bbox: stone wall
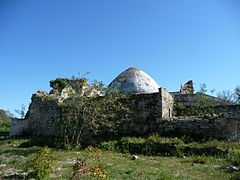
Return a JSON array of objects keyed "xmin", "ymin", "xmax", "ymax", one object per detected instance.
[
  {"xmin": 180, "ymin": 80, "xmax": 194, "ymax": 94},
  {"xmin": 161, "ymin": 117, "xmax": 240, "ymax": 140},
  {"xmin": 23, "ymin": 90, "xmax": 164, "ymax": 136},
  {"xmin": 159, "ymin": 88, "xmax": 174, "ymax": 118},
  {"xmin": 10, "ymin": 89, "xmax": 240, "ymax": 141},
  {"xmin": 18, "ymin": 90, "xmax": 164, "ymax": 136},
  {"xmin": 26, "ymin": 92, "xmax": 61, "ymax": 136},
  {"xmin": 115, "ymin": 92, "xmax": 240, "ymax": 140},
  {"xmin": 171, "ymin": 93, "xmax": 199, "ymax": 106},
  {"xmin": 172, "ymin": 93, "xmax": 229, "ymax": 107},
  {"xmin": 118, "ymin": 101, "xmax": 240, "ymax": 140},
  {"xmin": 216, "ymin": 105, "xmax": 240, "ymax": 117},
  {"xmin": 118, "ymin": 92, "xmax": 162, "ymax": 135}
]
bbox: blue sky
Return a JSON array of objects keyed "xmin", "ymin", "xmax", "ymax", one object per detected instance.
[{"xmin": 1, "ymin": 0, "xmax": 240, "ymax": 115}]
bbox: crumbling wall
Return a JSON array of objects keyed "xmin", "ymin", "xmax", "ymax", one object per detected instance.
[
  {"xmin": 119, "ymin": 102, "xmax": 240, "ymax": 140},
  {"xmin": 118, "ymin": 92, "xmax": 162, "ymax": 135},
  {"xmin": 159, "ymin": 88, "xmax": 173, "ymax": 118},
  {"xmin": 217, "ymin": 105, "xmax": 240, "ymax": 117},
  {"xmin": 25, "ymin": 92, "xmax": 61, "ymax": 136},
  {"xmin": 22, "ymin": 91, "xmax": 164, "ymax": 137},
  {"xmin": 171, "ymin": 93, "xmax": 198, "ymax": 106},
  {"xmin": 180, "ymin": 80, "xmax": 194, "ymax": 94},
  {"xmin": 161, "ymin": 118, "xmax": 240, "ymax": 140},
  {"xmin": 172, "ymin": 93, "xmax": 229, "ymax": 107},
  {"xmin": 11, "ymin": 88, "xmax": 240, "ymax": 141}
]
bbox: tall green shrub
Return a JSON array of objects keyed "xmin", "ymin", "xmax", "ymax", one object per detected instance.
[
  {"xmin": 58, "ymin": 75, "xmax": 131, "ymax": 146},
  {"xmin": 27, "ymin": 147, "xmax": 56, "ymax": 179}
]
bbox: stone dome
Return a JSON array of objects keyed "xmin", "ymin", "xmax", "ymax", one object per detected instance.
[{"xmin": 108, "ymin": 67, "xmax": 160, "ymax": 94}]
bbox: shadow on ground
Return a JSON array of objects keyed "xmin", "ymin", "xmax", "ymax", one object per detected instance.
[{"xmin": 1, "ymin": 148, "xmax": 40, "ymax": 157}]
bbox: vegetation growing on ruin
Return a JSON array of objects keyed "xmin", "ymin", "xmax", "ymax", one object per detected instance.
[
  {"xmin": 3, "ymin": 80, "xmax": 240, "ymax": 179},
  {"xmin": 173, "ymin": 94, "xmax": 220, "ymax": 117},
  {"xmin": 58, "ymin": 75, "xmax": 131, "ymax": 147},
  {"xmin": 174, "ymin": 84, "xmax": 229, "ymax": 117},
  {"xmin": 50, "ymin": 78, "xmax": 69, "ymax": 91}
]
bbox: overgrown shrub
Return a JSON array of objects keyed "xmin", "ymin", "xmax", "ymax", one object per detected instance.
[
  {"xmin": 27, "ymin": 146, "xmax": 56, "ymax": 179},
  {"xmin": 174, "ymin": 90, "xmax": 227, "ymax": 117},
  {"xmin": 228, "ymin": 148, "xmax": 240, "ymax": 166},
  {"xmin": 98, "ymin": 140, "xmax": 118, "ymax": 151},
  {"xmin": 146, "ymin": 133, "xmax": 185, "ymax": 145},
  {"xmin": 58, "ymin": 76, "xmax": 131, "ymax": 147},
  {"xmin": 50, "ymin": 78, "xmax": 68, "ymax": 91},
  {"xmin": 97, "ymin": 135, "xmax": 230, "ymax": 157},
  {"xmin": 120, "ymin": 136, "xmax": 145, "ymax": 143}
]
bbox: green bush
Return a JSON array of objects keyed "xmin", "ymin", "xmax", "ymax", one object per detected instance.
[
  {"xmin": 99, "ymin": 140, "xmax": 118, "ymax": 151},
  {"xmin": 27, "ymin": 146, "xmax": 56, "ymax": 179},
  {"xmin": 120, "ymin": 136, "xmax": 145, "ymax": 143},
  {"xmin": 228, "ymin": 148, "xmax": 240, "ymax": 166},
  {"xmin": 146, "ymin": 133, "xmax": 185, "ymax": 145},
  {"xmin": 50, "ymin": 78, "xmax": 68, "ymax": 91},
  {"xmin": 58, "ymin": 76, "xmax": 131, "ymax": 147}
]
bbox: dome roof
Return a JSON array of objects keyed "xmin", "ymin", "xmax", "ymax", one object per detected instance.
[{"xmin": 108, "ymin": 67, "xmax": 160, "ymax": 94}]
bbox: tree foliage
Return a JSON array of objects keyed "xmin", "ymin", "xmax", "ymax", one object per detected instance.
[
  {"xmin": 217, "ymin": 86, "xmax": 240, "ymax": 104},
  {"xmin": 15, "ymin": 104, "xmax": 26, "ymax": 119},
  {"xmin": 50, "ymin": 78, "xmax": 68, "ymax": 91},
  {"xmin": 0, "ymin": 109, "xmax": 11, "ymax": 130},
  {"xmin": 58, "ymin": 75, "xmax": 131, "ymax": 146},
  {"xmin": 234, "ymin": 86, "xmax": 240, "ymax": 104}
]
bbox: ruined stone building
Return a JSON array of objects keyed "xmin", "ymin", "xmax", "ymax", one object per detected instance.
[{"xmin": 10, "ymin": 67, "xmax": 240, "ymax": 140}]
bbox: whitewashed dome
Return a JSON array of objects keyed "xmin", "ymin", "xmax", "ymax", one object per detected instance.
[{"xmin": 108, "ymin": 67, "xmax": 160, "ymax": 94}]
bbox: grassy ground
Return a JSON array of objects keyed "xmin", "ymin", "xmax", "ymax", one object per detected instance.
[{"xmin": 0, "ymin": 138, "xmax": 240, "ymax": 180}]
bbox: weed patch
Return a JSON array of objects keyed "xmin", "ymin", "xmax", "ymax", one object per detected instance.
[{"xmin": 26, "ymin": 146, "xmax": 56, "ymax": 179}]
